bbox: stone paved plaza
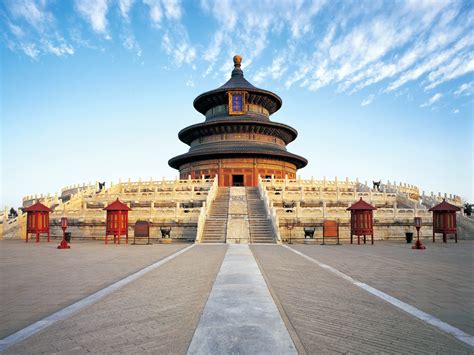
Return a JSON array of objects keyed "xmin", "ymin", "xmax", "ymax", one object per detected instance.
[{"xmin": 0, "ymin": 240, "xmax": 473, "ymax": 353}]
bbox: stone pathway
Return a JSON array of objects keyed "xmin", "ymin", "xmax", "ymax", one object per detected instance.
[
  {"xmin": 4, "ymin": 245, "xmax": 227, "ymax": 354},
  {"xmin": 251, "ymin": 245, "xmax": 473, "ymax": 353},
  {"xmin": 2, "ymin": 241, "xmax": 473, "ymax": 353},
  {"xmin": 291, "ymin": 241, "xmax": 474, "ymax": 335},
  {"xmin": 188, "ymin": 244, "xmax": 296, "ymax": 354},
  {"xmin": 0, "ymin": 240, "xmax": 187, "ymax": 339}
]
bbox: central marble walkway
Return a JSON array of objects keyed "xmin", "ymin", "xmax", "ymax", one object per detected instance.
[{"xmin": 188, "ymin": 244, "xmax": 297, "ymax": 354}]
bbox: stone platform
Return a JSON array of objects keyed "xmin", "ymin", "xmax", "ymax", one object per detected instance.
[{"xmin": 0, "ymin": 240, "xmax": 472, "ymax": 353}]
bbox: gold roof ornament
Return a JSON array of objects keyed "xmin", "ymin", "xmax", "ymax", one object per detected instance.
[{"xmin": 233, "ymin": 55, "xmax": 242, "ymax": 67}]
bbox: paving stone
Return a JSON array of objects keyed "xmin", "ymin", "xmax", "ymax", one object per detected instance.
[
  {"xmin": 0, "ymin": 240, "xmax": 187, "ymax": 339},
  {"xmin": 188, "ymin": 244, "xmax": 297, "ymax": 354},
  {"xmin": 252, "ymin": 245, "xmax": 473, "ymax": 353},
  {"xmin": 291, "ymin": 241, "xmax": 474, "ymax": 335},
  {"xmin": 5, "ymin": 245, "xmax": 226, "ymax": 354}
]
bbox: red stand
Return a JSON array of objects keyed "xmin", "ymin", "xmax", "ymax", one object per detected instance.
[
  {"xmin": 57, "ymin": 238, "xmax": 70, "ymax": 249},
  {"xmin": 57, "ymin": 217, "xmax": 70, "ymax": 249},
  {"xmin": 412, "ymin": 227, "xmax": 425, "ymax": 250}
]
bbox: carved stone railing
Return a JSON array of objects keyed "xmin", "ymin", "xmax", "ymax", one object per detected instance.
[
  {"xmin": 258, "ymin": 176, "xmax": 281, "ymax": 243},
  {"xmin": 195, "ymin": 177, "xmax": 219, "ymax": 243}
]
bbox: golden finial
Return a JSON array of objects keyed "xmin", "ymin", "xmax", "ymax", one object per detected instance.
[{"xmin": 233, "ymin": 55, "xmax": 242, "ymax": 67}]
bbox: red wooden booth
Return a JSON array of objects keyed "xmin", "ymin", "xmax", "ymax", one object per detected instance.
[
  {"xmin": 23, "ymin": 202, "xmax": 52, "ymax": 243},
  {"xmin": 104, "ymin": 199, "xmax": 131, "ymax": 245},
  {"xmin": 429, "ymin": 199, "xmax": 461, "ymax": 243},
  {"xmin": 347, "ymin": 198, "xmax": 377, "ymax": 245}
]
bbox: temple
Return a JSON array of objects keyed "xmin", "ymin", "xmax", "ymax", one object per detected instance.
[
  {"xmin": 0, "ymin": 56, "xmax": 470, "ymax": 244},
  {"xmin": 169, "ymin": 55, "xmax": 307, "ymax": 187}
]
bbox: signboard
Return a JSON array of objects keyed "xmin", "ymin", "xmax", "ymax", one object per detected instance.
[
  {"xmin": 228, "ymin": 91, "xmax": 247, "ymax": 115},
  {"xmin": 134, "ymin": 221, "xmax": 150, "ymax": 238}
]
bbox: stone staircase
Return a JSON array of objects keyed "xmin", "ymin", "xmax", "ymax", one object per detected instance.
[
  {"xmin": 201, "ymin": 188, "xmax": 230, "ymax": 243},
  {"xmin": 246, "ymin": 187, "xmax": 276, "ymax": 243}
]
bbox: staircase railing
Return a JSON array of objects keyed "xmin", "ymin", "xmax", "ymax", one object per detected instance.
[
  {"xmin": 195, "ymin": 176, "xmax": 219, "ymax": 243},
  {"xmin": 258, "ymin": 175, "xmax": 281, "ymax": 243},
  {"xmin": 457, "ymin": 214, "xmax": 474, "ymax": 239}
]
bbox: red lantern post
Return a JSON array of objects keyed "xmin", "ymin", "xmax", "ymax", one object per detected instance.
[
  {"xmin": 57, "ymin": 217, "xmax": 71, "ymax": 249},
  {"xmin": 23, "ymin": 202, "xmax": 52, "ymax": 243},
  {"xmin": 104, "ymin": 199, "xmax": 131, "ymax": 245},
  {"xmin": 347, "ymin": 198, "xmax": 377, "ymax": 245},
  {"xmin": 412, "ymin": 217, "xmax": 425, "ymax": 250},
  {"xmin": 429, "ymin": 199, "xmax": 461, "ymax": 243}
]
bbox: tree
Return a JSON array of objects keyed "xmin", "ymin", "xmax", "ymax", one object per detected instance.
[{"xmin": 463, "ymin": 203, "xmax": 472, "ymax": 216}]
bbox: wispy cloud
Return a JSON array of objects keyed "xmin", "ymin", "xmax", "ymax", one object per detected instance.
[
  {"xmin": 8, "ymin": 0, "xmax": 53, "ymax": 30},
  {"xmin": 2, "ymin": 0, "xmax": 473, "ymax": 111},
  {"xmin": 3, "ymin": 0, "xmax": 75, "ymax": 58},
  {"xmin": 420, "ymin": 93, "xmax": 442, "ymax": 108},
  {"xmin": 118, "ymin": 0, "xmax": 134, "ymax": 20},
  {"xmin": 454, "ymin": 82, "xmax": 473, "ymax": 96},
  {"xmin": 361, "ymin": 94, "xmax": 375, "ymax": 107},
  {"xmin": 200, "ymin": 0, "xmax": 324, "ymax": 80},
  {"xmin": 162, "ymin": 30, "xmax": 196, "ymax": 67},
  {"xmin": 75, "ymin": 0, "xmax": 110, "ymax": 38}
]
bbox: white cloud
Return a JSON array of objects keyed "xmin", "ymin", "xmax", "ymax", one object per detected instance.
[
  {"xmin": 43, "ymin": 41, "xmax": 75, "ymax": 56},
  {"xmin": 2, "ymin": 0, "xmax": 472, "ymax": 114},
  {"xmin": 203, "ymin": 32, "xmax": 223, "ymax": 63},
  {"xmin": 143, "ymin": 0, "xmax": 163, "ymax": 26},
  {"xmin": 361, "ymin": 94, "xmax": 375, "ymax": 106},
  {"xmin": 7, "ymin": 21, "xmax": 25, "ymax": 38},
  {"xmin": 75, "ymin": 0, "xmax": 110, "ymax": 37},
  {"xmin": 386, "ymin": 34, "xmax": 473, "ymax": 92},
  {"xmin": 252, "ymin": 55, "xmax": 288, "ymax": 85},
  {"xmin": 122, "ymin": 31, "xmax": 142, "ymax": 57},
  {"xmin": 186, "ymin": 79, "xmax": 195, "ymax": 87},
  {"xmin": 162, "ymin": 31, "xmax": 196, "ymax": 66},
  {"xmin": 119, "ymin": 0, "xmax": 135, "ymax": 20},
  {"xmin": 4, "ymin": 0, "xmax": 76, "ymax": 58},
  {"xmin": 424, "ymin": 52, "xmax": 474, "ymax": 90},
  {"xmin": 453, "ymin": 108, "xmax": 459, "ymax": 114},
  {"xmin": 420, "ymin": 93, "xmax": 442, "ymax": 107},
  {"xmin": 162, "ymin": 0, "xmax": 181, "ymax": 19},
  {"xmin": 454, "ymin": 82, "xmax": 473, "ymax": 96},
  {"xmin": 199, "ymin": 0, "xmax": 324, "ymax": 78},
  {"xmin": 21, "ymin": 42, "xmax": 40, "ymax": 59},
  {"xmin": 8, "ymin": 0, "xmax": 52, "ymax": 30}
]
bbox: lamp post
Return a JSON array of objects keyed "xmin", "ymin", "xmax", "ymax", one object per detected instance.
[
  {"xmin": 57, "ymin": 217, "xmax": 71, "ymax": 249},
  {"xmin": 287, "ymin": 219, "xmax": 296, "ymax": 244},
  {"xmin": 412, "ymin": 217, "xmax": 425, "ymax": 250}
]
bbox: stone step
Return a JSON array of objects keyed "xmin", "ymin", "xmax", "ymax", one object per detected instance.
[
  {"xmin": 245, "ymin": 187, "xmax": 275, "ymax": 244},
  {"xmin": 202, "ymin": 187, "xmax": 230, "ymax": 243}
]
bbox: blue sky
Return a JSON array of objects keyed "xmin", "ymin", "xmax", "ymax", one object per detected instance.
[{"xmin": 1, "ymin": 0, "xmax": 473, "ymax": 208}]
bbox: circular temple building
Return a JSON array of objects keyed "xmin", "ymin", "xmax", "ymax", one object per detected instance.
[{"xmin": 169, "ymin": 55, "xmax": 307, "ymax": 187}]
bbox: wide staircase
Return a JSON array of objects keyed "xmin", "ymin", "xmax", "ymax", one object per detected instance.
[
  {"xmin": 246, "ymin": 187, "xmax": 275, "ymax": 243},
  {"xmin": 201, "ymin": 188, "xmax": 230, "ymax": 243}
]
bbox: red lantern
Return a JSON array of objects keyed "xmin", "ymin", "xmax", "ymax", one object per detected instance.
[
  {"xmin": 57, "ymin": 217, "xmax": 70, "ymax": 249},
  {"xmin": 104, "ymin": 199, "xmax": 131, "ymax": 245},
  {"xmin": 429, "ymin": 199, "xmax": 461, "ymax": 243},
  {"xmin": 412, "ymin": 217, "xmax": 425, "ymax": 250},
  {"xmin": 61, "ymin": 217, "xmax": 68, "ymax": 232},
  {"xmin": 23, "ymin": 202, "xmax": 52, "ymax": 243},
  {"xmin": 347, "ymin": 198, "xmax": 377, "ymax": 245}
]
